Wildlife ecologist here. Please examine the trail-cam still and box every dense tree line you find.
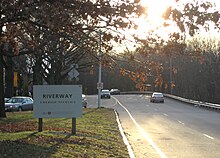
[172,44,220,104]
[136,37,220,104]
[79,38,220,105]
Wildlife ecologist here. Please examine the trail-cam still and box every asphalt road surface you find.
[86,94,220,158]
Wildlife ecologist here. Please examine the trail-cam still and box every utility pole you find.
[97,30,102,108]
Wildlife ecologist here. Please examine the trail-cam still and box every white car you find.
[110,89,120,95]
[150,92,164,103]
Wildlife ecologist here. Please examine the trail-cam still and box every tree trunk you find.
[0,51,6,118]
[33,56,43,85]
[5,56,14,97]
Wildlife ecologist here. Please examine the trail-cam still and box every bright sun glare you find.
[118,0,175,52]
[130,0,176,40]
[141,0,174,26]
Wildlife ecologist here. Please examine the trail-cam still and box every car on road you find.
[101,89,111,99]
[5,96,34,112]
[82,94,87,108]
[110,89,120,95]
[150,92,164,103]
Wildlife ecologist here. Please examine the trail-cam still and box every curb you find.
[114,110,135,158]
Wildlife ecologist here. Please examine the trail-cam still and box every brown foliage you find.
[0,0,146,117]
[163,1,220,38]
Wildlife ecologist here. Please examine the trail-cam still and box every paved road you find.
[86,94,220,158]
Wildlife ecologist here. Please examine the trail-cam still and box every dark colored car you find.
[101,89,111,99]
[150,92,164,103]
[110,89,120,95]
[5,96,34,112]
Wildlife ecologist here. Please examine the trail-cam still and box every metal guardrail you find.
[120,91,220,110]
[164,94,220,110]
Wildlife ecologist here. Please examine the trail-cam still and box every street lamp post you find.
[97,30,102,108]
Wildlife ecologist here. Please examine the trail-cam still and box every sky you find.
[141,0,220,19]
[115,0,220,52]
[138,0,220,36]
[148,0,219,25]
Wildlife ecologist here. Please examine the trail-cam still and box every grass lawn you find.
[0,108,129,158]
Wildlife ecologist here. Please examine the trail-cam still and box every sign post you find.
[38,118,42,132]
[72,118,76,135]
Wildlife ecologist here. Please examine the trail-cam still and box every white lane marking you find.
[163,113,168,117]
[114,97,167,158]
[113,98,118,106]
[203,134,214,140]
[178,120,185,125]
[114,110,135,158]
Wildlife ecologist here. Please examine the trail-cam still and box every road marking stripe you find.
[203,134,214,140]
[114,97,167,158]
[113,99,118,106]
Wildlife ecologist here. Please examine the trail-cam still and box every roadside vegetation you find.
[0,108,129,158]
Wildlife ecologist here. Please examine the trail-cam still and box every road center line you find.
[113,98,118,106]
[114,97,167,158]
[203,134,214,140]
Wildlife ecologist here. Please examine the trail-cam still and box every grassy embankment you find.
[0,108,129,158]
